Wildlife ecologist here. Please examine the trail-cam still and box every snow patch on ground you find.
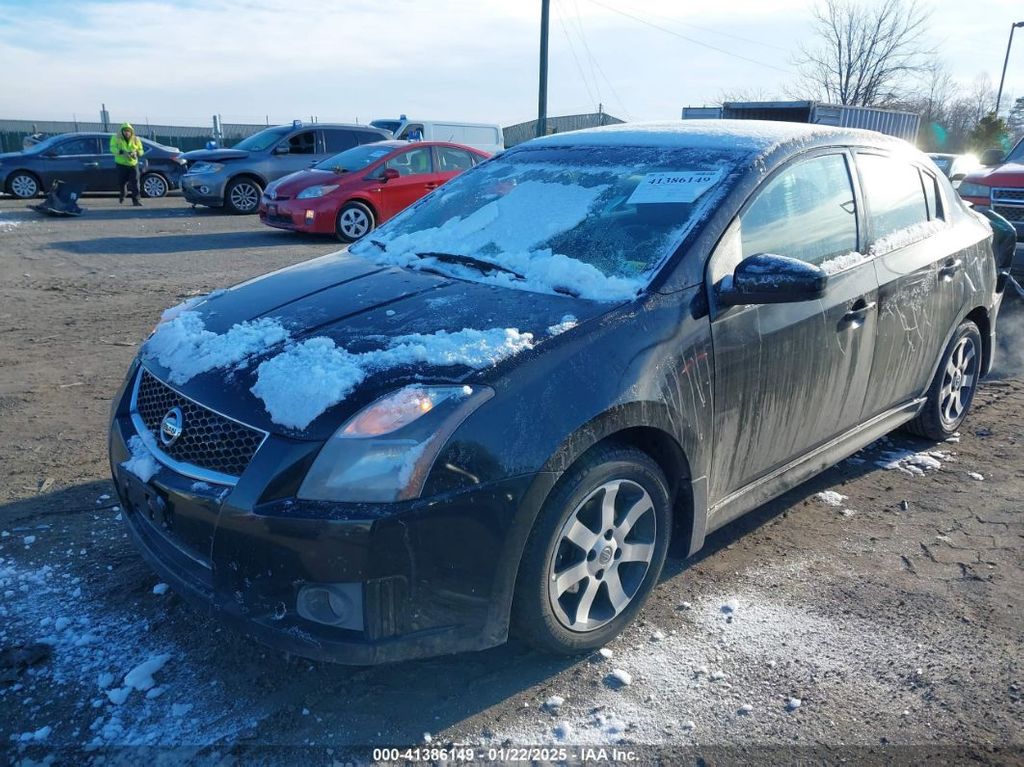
[877,449,950,476]
[121,436,159,483]
[815,490,848,507]
[145,310,290,385]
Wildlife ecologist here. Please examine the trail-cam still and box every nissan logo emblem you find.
[160,407,184,446]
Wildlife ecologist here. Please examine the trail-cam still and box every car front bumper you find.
[108,373,541,664]
[258,195,338,235]
[181,174,227,206]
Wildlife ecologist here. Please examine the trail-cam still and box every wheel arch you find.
[227,172,267,190]
[964,305,992,376]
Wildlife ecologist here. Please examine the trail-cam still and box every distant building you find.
[503,111,625,148]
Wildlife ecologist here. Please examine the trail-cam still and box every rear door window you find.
[857,153,929,245]
[435,147,477,172]
[740,153,859,266]
[322,129,359,153]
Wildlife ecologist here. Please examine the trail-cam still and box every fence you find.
[0,119,269,153]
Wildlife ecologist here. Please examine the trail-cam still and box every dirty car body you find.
[109,121,1006,664]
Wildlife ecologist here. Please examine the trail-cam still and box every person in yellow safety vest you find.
[109,123,145,206]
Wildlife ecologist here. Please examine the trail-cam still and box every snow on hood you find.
[252,327,534,429]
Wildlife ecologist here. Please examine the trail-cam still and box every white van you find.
[370,116,504,155]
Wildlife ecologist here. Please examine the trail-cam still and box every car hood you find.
[270,168,356,197]
[963,162,1024,185]
[139,251,616,439]
[182,148,250,163]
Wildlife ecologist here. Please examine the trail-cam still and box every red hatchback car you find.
[258,140,490,242]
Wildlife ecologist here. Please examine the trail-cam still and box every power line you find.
[568,0,632,120]
[556,1,600,110]
[612,0,791,53]
[584,0,794,75]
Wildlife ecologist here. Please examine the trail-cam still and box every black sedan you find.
[0,132,187,199]
[108,121,1011,664]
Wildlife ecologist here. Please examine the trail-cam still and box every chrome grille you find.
[133,369,265,478]
[993,204,1024,223]
[993,188,1024,203]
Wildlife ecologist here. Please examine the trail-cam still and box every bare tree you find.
[792,0,933,106]
[716,87,780,105]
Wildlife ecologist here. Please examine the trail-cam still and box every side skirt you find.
[704,398,925,536]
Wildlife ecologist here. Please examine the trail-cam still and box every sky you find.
[0,0,1020,129]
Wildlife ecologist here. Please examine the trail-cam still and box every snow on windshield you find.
[352,145,747,301]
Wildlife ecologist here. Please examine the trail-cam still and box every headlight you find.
[297,184,339,199]
[298,384,493,503]
[957,182,991,199]
[187,162,224,175]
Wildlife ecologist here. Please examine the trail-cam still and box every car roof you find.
[274,123,386,131]
[528,119,906,154]
[356,140,488,153]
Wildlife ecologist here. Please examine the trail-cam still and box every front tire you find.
[7,171,40,199]
[511,445,671,655]
[335,202,375,242]
[905,320,982,440]
[224,177,262,214]
[141,172,168,198]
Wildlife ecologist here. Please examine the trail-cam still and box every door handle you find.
[838,300,876,331]
[424,183,440,190]
[82,162,99,167]
[939,259,963,280]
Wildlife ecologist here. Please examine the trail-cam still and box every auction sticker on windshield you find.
[627,169,724,204]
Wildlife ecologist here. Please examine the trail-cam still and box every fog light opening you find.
[296,583,364,631]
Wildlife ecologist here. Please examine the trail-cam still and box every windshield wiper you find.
[368,239,387,252]
[415,252,524,280]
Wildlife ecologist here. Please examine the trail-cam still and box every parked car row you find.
[0,132,187,199]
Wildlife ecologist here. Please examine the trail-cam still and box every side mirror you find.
[980,148,1005,167]
[718,253,828,306]
[272,145,290,155]
[379,167,400,182]
[951,172,967,183]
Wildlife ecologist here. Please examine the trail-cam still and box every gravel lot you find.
[1,195,1022,764]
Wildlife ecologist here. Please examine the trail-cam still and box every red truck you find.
[958,136,1024,241]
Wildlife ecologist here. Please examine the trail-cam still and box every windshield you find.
[1007,136,1024,164]
[233,127,291,152]
[350,144,748,301]
[929,156,952,174]
[370,120,401,134]
[313,144,394,172]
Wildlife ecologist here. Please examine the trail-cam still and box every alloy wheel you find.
[940,336,977,425]
[10,174,38,198]
[229,182,259,212]
[547,479,657,632]
[142,174,167,198]
[339,207,370,239]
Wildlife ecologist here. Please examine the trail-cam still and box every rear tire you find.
[224,177,262,214]
[905,321,982,440]
[511,444,671,655]
[335,202,375,242]
[141,172,168,198]
[7,171,40,199]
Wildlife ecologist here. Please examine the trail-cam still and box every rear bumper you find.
[109,405,539,664]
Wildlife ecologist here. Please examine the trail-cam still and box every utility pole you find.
[995,21,1024,115]
[537,0,550,138]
